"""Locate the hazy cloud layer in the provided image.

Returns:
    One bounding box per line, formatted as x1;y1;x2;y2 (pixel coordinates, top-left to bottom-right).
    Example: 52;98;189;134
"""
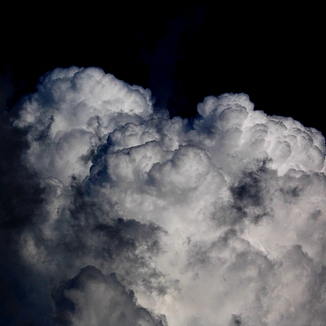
3;67;326;325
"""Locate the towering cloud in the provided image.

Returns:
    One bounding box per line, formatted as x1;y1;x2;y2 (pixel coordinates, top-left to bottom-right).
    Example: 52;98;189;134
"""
3;66;326;325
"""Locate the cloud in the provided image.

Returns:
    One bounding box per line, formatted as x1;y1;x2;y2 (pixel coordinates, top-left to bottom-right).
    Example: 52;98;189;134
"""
4;66;326;325
53;265;167;326
0;98;52;325
14;66;154;184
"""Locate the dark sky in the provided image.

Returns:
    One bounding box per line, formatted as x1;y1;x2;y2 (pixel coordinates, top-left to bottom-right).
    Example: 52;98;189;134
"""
1;3;324;134
1;3;326;326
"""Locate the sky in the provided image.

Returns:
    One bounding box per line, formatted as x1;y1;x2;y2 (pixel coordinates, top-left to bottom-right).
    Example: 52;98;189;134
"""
1;3;326;326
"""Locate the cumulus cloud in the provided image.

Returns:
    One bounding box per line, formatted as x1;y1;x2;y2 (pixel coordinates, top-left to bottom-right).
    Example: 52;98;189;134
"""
15;66;154;184
53;265;167;326
4;66;326;325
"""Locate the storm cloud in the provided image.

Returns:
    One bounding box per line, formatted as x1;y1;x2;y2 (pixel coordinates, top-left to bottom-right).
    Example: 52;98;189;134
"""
2;66;326;325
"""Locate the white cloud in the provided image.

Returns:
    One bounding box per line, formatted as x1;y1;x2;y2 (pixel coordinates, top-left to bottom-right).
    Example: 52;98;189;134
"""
15;67;154;184
15;67;326;325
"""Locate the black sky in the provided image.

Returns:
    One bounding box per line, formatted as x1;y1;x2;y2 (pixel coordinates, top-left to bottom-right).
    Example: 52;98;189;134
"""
1;3;324;134
1;3;326;325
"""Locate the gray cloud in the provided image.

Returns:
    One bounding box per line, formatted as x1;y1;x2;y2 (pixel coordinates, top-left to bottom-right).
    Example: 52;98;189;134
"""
3;66;326;325
53;265;167;326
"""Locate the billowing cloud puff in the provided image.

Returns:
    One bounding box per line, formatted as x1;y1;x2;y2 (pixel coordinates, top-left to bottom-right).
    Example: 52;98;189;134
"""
15;67;154;184
53;266;167;326
11;67;326;326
